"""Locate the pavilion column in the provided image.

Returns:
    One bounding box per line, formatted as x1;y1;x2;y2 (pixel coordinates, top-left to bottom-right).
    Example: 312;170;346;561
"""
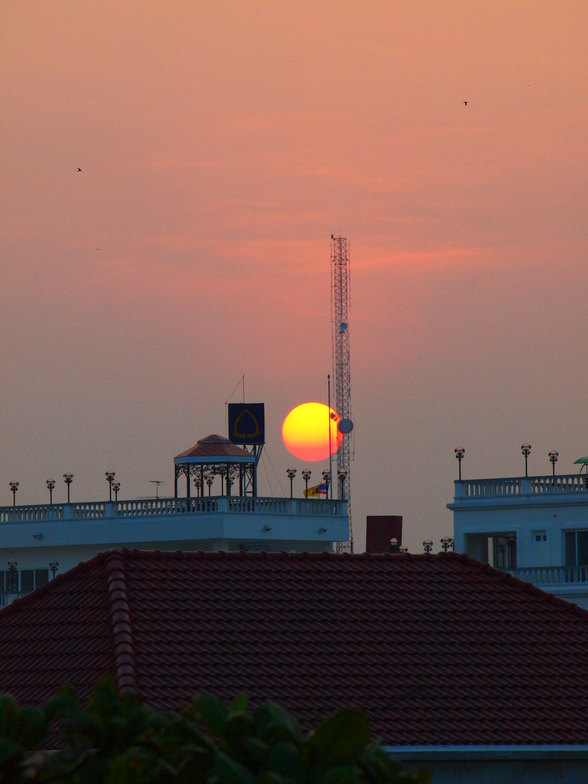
186;466;191;498
174;468;178;498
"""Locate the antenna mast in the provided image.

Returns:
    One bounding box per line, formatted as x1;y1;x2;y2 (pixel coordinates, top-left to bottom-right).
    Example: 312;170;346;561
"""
331;235;354;553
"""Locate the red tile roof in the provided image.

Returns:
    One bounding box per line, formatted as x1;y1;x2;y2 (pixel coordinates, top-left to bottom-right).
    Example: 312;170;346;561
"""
2;549;588;745
175;434;254;460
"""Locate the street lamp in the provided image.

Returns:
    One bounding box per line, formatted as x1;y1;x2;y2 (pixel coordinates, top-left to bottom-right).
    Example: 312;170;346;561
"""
338;469;348;500
301;469;311;497
105;471;116;501
390;537;399;553
521;444;531;477
46;478;55;505
322;470;330;497
286;467;297;498
440;536;454;552
9;481;19;507
205;472;214;497
398;545;408;554
112;481;120;501
423;540;433;554
454;447;465;480
49;561;59;580
7;561;17;592
548;450;559;478
63;473;74;503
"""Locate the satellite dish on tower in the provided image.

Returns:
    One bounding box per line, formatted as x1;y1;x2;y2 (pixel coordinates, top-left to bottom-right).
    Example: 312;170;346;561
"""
338;418;353;435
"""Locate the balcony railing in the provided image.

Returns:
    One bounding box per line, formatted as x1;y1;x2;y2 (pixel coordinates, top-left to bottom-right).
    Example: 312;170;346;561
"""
508;565;588;587
0;497;346;524
455;474;587;499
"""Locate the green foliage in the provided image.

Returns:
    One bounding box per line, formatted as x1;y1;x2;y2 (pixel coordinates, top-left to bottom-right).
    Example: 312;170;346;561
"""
0;680;429;784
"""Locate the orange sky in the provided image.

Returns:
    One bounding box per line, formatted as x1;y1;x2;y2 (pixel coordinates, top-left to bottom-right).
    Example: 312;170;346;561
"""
2;0;588;551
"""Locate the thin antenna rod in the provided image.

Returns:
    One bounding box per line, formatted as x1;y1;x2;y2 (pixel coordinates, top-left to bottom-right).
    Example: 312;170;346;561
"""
328;374;332;501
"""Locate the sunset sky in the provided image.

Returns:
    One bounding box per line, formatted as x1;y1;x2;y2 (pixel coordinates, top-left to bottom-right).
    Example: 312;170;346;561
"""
2;1;588;552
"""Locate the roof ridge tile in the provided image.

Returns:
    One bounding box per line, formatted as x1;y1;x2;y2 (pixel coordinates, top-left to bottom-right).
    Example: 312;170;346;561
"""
105;551;137;694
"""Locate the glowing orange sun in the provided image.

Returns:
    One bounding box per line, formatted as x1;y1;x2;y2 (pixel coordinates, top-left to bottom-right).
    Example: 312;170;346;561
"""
282;402;343;462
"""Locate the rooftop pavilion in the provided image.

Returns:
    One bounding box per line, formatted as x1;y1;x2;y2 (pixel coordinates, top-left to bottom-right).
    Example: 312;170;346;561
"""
0;431;348;605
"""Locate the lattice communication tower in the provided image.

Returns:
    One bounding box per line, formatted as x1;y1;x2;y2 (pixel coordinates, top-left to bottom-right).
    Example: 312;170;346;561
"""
331;235;354;553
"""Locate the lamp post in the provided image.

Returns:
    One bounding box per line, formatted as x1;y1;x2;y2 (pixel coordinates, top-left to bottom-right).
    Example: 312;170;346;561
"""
390;537;399;553
286;467;297;498
9;481;18;507
423;540;433;554
105;471;116;501
49;561;59;580
322;470;330;497
440;536;454;552
7;561;17;593
193;476;203;497
338;469;348;500
46;478;55;505
205;472;214;497
454;447;465;480
301;469;311;497
63;473;74;503
112;481;120;501
548;450;559;478
521;444;531;477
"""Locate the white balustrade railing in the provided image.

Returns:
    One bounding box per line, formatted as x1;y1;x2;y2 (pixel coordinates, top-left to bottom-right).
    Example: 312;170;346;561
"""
531;475;587;494
228;498;289;514
71;502;107;519
508;565;588;587
0;497;345;524
116;498;218;516
456;474;587;499
459;478;522;497
0;505;64;523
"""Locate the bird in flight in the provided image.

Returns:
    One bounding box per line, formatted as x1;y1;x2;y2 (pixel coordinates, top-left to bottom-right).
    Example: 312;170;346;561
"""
77;167;82;172
463;101;468;106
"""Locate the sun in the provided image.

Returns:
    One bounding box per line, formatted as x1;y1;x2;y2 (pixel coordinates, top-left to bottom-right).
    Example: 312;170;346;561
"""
282;402;343;462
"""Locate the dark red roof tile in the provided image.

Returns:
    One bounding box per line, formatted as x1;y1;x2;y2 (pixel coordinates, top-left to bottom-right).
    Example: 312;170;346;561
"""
1;550;588;745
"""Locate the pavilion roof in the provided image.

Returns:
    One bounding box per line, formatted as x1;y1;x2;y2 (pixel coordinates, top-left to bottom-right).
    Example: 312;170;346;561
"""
174;434;254;462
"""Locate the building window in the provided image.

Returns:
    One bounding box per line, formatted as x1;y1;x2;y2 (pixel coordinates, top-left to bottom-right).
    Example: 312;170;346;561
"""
20;569;49;594
532;531;547;542
565;531;588;566
21;570;34;594
492;535;517;569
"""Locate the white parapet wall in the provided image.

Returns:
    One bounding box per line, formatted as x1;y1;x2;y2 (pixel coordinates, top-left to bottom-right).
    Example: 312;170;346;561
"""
0;496;349;603
448;474;588;608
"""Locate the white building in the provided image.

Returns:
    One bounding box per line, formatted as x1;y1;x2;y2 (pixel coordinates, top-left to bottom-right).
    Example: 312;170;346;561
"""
0;434;348;604
448;472;588;608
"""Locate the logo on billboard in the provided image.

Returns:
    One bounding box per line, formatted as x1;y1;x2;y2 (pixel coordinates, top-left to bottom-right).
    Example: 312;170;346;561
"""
228;403;265;445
